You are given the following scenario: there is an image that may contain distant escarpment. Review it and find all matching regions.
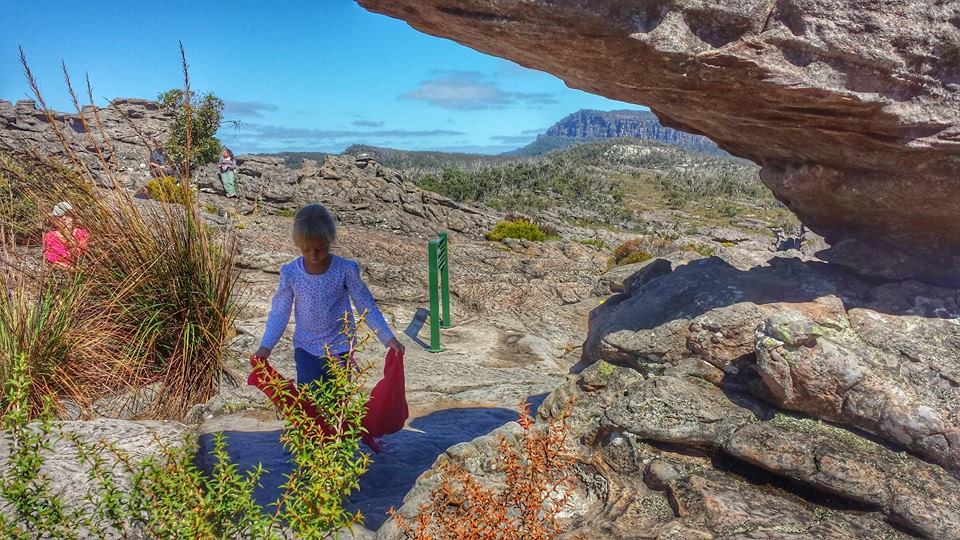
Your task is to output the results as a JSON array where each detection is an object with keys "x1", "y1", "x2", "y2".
[{"x1": 510, "y1": 109, "x2": 722, "y2": 157}]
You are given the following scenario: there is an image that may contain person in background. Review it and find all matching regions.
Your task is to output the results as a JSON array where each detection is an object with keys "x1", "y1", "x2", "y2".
[
  {"x1": 254, "y1": 204, "x2": 404, "y2": 389},
  {"x1": 218, "y1": 148, "x2": 238, "y2": 198},
  {"x1": 149, "y1": 147, "x2": 175, "y2": 179},
  {"x1": 43, "y1": 201, "x2": 90, "y2": 268}
]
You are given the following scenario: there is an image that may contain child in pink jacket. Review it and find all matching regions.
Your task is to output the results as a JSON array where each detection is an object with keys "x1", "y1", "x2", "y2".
[{"x1": 43, "y1": 201, "x2": 89, "y2": 268}]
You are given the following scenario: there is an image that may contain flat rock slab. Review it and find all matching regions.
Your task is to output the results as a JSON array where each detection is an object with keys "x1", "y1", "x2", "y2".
[
  {"x1": 198, "y1": 406, "x2": 518, "y2": 534},
  {"x1": 0, "y1": 419, "x2": 191, "y2": 521}
]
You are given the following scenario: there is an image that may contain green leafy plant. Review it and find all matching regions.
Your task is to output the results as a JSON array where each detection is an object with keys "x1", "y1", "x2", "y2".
[
  {"x1": 0, "y1": 354, "x2": 89, "y2": 539},
  {"x1": 0, "y1": 333, "x2": 373, "y2": 538},
  {"x1": 158, "y1": 88, "x2": 223, "y2": 170},
  {"x1": 486, "y1": 219, "x2": 548, "y2": 242}
]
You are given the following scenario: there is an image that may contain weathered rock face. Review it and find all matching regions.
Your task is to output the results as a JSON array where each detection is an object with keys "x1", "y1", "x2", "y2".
[
  {"x1": 0, "y1": 98, "x2": 173, "y2": 187},
  {"x1": 384, "y1": 250, "x2": 960, "y2": 539},
  {"x1": 195, "y1": 154, "x2": 499, "y2": 239},
  {"x1": 357, "y1": 0, "x2": 960, "y2": 284}
]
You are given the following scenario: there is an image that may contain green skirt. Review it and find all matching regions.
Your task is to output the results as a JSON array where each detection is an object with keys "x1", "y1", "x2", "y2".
[{"x1": 219, "y1": 170, "x2": 236, "y2": 197}]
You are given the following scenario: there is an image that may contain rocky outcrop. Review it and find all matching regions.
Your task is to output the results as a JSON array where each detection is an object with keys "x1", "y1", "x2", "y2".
[
  {"x1": 0, "y1": 98, "x2": 173, "y2": 187},
  {"x1": 383, "y1": 249, "x2": 960, "y2": 539},
  {"x1": 0, "y1": 98, "x2": 500, "y2": 239},
  {"x1": 196, "y1": 154, "x2": 498, "y2": 239},
  {"x1": 357, "y1": 0, "x2": 960, "y2": 284}
]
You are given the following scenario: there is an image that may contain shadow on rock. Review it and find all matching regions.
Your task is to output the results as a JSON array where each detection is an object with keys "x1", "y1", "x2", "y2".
[
  {"x1": 349, "y1": 406, "x2": 516, "y2": 529},
  {"x1": 197, "y1": 406, "x2": 517, "y2": 530}
]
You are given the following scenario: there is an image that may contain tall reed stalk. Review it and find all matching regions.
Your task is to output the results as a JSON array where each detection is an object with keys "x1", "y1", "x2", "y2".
[{"x1": 1, "y1": 46, "x2": 241, "y2": 419}]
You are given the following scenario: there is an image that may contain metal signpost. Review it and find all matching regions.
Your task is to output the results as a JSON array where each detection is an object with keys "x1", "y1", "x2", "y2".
[{"x1": 427, "y1": 231, "x2": 452, "y2": 352}]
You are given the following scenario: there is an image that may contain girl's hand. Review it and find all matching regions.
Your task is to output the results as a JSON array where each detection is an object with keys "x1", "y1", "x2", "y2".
[
  {"x1": 386, "y1": 338, "x2": 405, "y2": 355},
  {"x1": 254, "y1": 347, "x2": 271, "y2": 360}
]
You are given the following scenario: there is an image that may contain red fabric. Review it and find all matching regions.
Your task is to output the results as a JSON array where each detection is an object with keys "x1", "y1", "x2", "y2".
[
  {"x1": 247, "y1": 349, "x2": 408, "y2": 453},
  {"x1": 364, "y1": 348, "x2": 409, "y2": 439}
]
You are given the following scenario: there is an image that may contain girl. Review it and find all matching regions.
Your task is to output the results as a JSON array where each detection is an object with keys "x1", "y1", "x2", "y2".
[
  {"x1": 43, "y1": 201, "x2": 89, "y2": 268},
  {"x1": 217, "y1": 148, "x2": 238, "y2": 198},
  {"x1": 254, "y1": 204, "x2": 404, "y2": 387}
]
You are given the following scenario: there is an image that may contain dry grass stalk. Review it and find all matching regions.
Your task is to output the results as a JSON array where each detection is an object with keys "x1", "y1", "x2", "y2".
[{"x1": 1, "y1": 48, "x2": 241, "y2": 419}]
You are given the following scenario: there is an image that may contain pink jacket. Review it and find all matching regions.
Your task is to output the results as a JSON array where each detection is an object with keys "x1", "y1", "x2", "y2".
[{"x1": 43, "y1": 228, "x2": 90, "y2": 266}]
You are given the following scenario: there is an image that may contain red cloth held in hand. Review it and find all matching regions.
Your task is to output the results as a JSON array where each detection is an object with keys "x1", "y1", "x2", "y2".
[
  {"x1": 364, "y1": 348, "x2": 409, "y2": 440},
  {"x1": 247, "y1": 349, "x2": 409, "y2": 452}
]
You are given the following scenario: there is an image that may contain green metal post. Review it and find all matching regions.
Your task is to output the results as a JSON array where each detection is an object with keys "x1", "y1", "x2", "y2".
[
  {"x1": 428, "y1": 239, "x2": 442, "y2": 352},
  {"x1": 438, "y1": 231, "x2": 452, "y2": 328}
]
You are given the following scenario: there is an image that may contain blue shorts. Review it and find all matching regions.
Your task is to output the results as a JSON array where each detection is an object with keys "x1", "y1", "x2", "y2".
[{"x1": 294, "y1": 348, "x2": 349, "y2": 388}]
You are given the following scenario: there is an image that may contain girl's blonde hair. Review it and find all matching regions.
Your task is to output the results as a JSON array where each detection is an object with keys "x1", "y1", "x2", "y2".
[{"x1": 293, "y1": 204, "x2": 337, "y2": 249}]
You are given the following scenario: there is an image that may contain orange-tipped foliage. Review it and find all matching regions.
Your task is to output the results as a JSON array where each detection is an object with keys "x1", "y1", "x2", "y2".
[{"x1": 391, "y1": 399, "x2": 579, "y2": 540}]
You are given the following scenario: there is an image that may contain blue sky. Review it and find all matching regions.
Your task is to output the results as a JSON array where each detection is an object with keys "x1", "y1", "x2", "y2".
[{"x1": 1, "y1": 1, "x2": 643, "y2": 154}]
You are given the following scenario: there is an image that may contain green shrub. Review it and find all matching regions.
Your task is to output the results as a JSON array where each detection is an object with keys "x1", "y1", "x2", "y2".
[
  {"x1": 485, "y1": 219, "x2": 547, "y2": 242},
  {"x1": 275, "y1": 208, "x2": 296, "y2": 218},
  {"x1": 158, "y1": 88, "x2": 224, "y2": 170},
  {"x1": 146, "y1": 175, "x2": 195, "y2": 205},
  {"x1": 576, "y1": 238, "x2": 607, "y2": 250},
  {"x1": 687, "y1": 243, "x2": 717, "y2": 257},
  {"x1": 0, "y1": 337, "x2": 372, "y2": 539}
]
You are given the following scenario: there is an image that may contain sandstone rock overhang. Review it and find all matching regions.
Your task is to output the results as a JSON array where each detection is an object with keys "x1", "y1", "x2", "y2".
[{"x1": 357, "y1": 0, "x2": 960, "y2": 284}]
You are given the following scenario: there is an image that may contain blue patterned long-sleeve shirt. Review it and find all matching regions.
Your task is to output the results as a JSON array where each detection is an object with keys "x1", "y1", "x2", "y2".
[{"x1": 259, "y1": 255, "x2": 395, "y2": 356}]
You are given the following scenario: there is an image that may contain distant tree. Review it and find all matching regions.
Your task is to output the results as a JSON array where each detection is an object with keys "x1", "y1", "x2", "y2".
[{"x1": 158, "y1": 89, "x2": 223, "y2": 170}]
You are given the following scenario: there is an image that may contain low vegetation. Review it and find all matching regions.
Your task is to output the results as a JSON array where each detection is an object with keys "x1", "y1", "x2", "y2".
[
  {"x1": 145, "y1": 174, "x2": 195, "y2": 205},
  {"x1": 413, "y1": 159, "x2": 627, "y2": 224},
  {"x1": 486, "y1": 219, "x2": 549, "y2": 242},
  {"x1": 370, "y1": 137, "x2": 789, "y2": 234},
  {"x1": 391, "y1": 401, "x2": 579, "y2": 540},
  {"x1": 609, "y1": 236, "x2": 673, "y2": 267},
  {"x1": 0, "y1": 343, "x2": 371, "y2": 539}
]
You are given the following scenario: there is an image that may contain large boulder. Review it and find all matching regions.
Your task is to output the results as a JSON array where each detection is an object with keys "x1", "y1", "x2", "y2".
[
  {"x1": 356, "y1": 0, "x2": 960, "y2": 284},
  {"x1": 380, "y1": 249, "x2": 960, "y2": 539}
]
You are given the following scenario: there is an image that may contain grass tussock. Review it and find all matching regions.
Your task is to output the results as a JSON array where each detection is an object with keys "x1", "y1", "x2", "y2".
[
  {"x1": 1, "y1": 45, "x2": 240, "y2": 419},
  {"x1": 608, "y1": 236, "x2": 674, "y2": 268}
]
